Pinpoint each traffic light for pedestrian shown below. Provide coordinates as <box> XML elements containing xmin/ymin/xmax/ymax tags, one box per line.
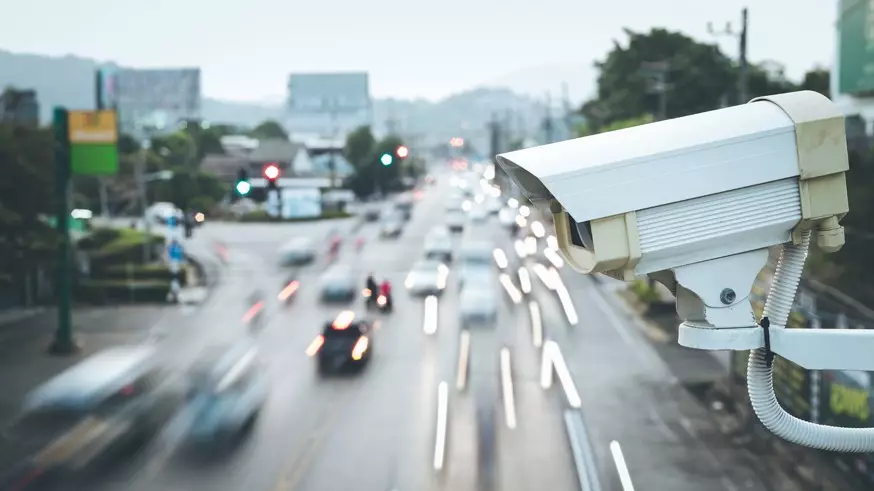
<box><xmin>380</xmin><ymin>153</ymin><xmax>393</xmax><ymax>166</ymax></box>
<box><xmin>396</xmin><ymin>145</ymin><xmax>409</xmax><ymax>159</ymax></box>
<box><xmin>235</xmin><ymin>168</ymin><xmax>251</xmax><ymax>196</ymax></box>
<box><xmin>264</xmin><ymin>163</ymin><xmax>280</xmax><ymax>190</ymax></box>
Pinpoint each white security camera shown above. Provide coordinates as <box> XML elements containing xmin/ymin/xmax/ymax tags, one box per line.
<box><xmin>497</xmin><ymin>90</ymin><xmax>874</xmax><ymax>453</ymax></box>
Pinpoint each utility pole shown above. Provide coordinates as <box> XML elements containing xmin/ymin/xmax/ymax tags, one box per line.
<box><xmin>49</xmin><ymin>107</ymin><xmax>76</xmax><ymax>354</ymax></box>
<box><xmin>95</xmin><ymin>69</ymin><xmax>110</xmax><ymax>217</ymax></box>
<box><xmin>708</xmin><ymin>7</ymin><xmax>749</xmax><ymax>105</ymax></box>
<box><xmin>542</xmin><ymin>92</ymin><xmax>555</xmax><ymax>144</ymax></box>
<box><xmin>328</xmin><ymin>97</ymin><xmax>338</xmax><ymax>191</ymax></box>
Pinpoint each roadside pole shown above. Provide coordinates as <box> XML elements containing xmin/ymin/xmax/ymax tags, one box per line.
<box><xmin>50</xmin><ymin>108</ymin><xmax>120</xmax><ymax>355</ymax></box>
<box><xmin>49</xmin><ymin>107</ymin><xmax>76</xmax><ymax>354</ymax></box>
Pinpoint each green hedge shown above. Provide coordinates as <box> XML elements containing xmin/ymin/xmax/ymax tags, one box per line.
<box><xmin>74</xmin><ymin>279</ymin><xmax>171</xmax><ymax>304</ymax></box>
<box><xmin>237</xmin><ymin>210</ymin><xmax>352</xmax><ymax>223</ymax></box>
<box><xmin>100</xmin><ymin>262</ymin><xmax>187</xmax><ymax>284</ymax></box>
<box><xmin>84</xmin><ymin>228</ymin><xmax>165</xmax><ymax>266</ymax></box>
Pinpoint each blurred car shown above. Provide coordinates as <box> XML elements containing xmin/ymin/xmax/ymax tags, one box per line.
<box><xmin>424</xmin><ymin>232</ymin><xmax>453</xmax><ymax>262</ymax></box>
<box><xmin>458</xmin><ymin>241</ymin><xmax>494</xmax><ymax>287</ymax></box>
<box><xmin>319</xmin><ymin>265</ymin><xmax>356</xmax><ymax>303</ymax></box>
<box><xmin>446</xmin><ymin>210</ymin><xmax>466</xmax><ymax>233</ymax></box>
<box><xmin>184</xmin><ymin>342</ymin><xmax>267</xmax><ymax>449</ymax></box>
<box><xmin>279</xmin><ymin>237</ymin><xmax>316</xmax><ymax>266</ymax></box>
<box><xmin>460</xmin><ymin>285</ymin><xmax>498</xmax><ymax>328</ymax></box>
<box><xmin>311</xmin><ymin>311</ymin><xmax>373</xmax><ymax>374</ymax></box>
<box><xmin>363</xmin><ymin>206</ymin><xmax>382</xmax><ymax>222</ymax></box>
<box><xmin>3</xmin><ymin>346</ymin><xmax>183</xmax><ymax>490</ymax></box>
<box><xmin>486</xmin><ymin>199</ymin><xmax>502</xmax><ymax>215</ymax></box>
<box><xmin>468</xmin><ymin>206</ymin><xmax>489</xmax><ymax>223</ymax></box>
<box><xmin>498</xmin><ymin>207</ymin><xmax>517</xmax><ymax>227</ymax></box>
<box><xmin>405</xmin><ymin>260</ymin><xmax>449</xmax><ymax>297</ymax></box>
<box><xmin>424</xmin><ymin>175</ymin><xmax>437</xmax><ymax>186</ymax></box>
<box><xmin>380</xmin><ymin>214</ymin><xmax>405</xmax><ymax>238</ymax></box>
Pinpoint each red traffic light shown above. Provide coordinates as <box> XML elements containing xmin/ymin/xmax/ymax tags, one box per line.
<box><xmin>263</xmin><ymin>163</ymin><xmax>280</xmax><ymax>180</ymax></box>
<box><xmin>396</xmin><ymin>145</ymin><xmax>409</xmax><ymax>159</ymax></box>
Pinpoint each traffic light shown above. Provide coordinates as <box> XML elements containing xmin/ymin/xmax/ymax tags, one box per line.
<box><xmin>235</xmin><ymin>168</ymin><xmax>251</xmax><ymax>196</ymax></box>
<box><xmin>264</xmin><ymin>163</ymin><xmax>280</xmax><ymax>190</ymax></box>
<box><xmin>380</xmin><ymin>153</ymin><xmax>393</xmax><ymax>166</ymax></box>
<box><xmin>396</xmin><ymin>145</ymin><xmax>409</xmax><ymax>159</ymax></box>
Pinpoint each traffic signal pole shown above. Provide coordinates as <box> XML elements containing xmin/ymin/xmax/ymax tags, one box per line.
<box><xmin>49</xmin><ymin>107</ymin><xmax>78</xmax><ymax>355</ymax></box>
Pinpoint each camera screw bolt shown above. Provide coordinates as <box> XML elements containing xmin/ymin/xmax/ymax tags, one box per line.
<box><xmin>720</xmin><ymin>288</ymin><xmax>736</xmax><ymax>305</ymax></box>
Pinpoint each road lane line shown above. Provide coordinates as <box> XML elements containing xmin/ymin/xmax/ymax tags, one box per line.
<box><xmin>500</xmin><ymin>348</ymin><xmax>517</xmax><ymax>429</ymax></box>
<box><xmin>423</xmin><ymin>295</ymin><xmax>439</xmax><ymax>335</ymax></box>
<box><xmin>545</xmin><ymin>341</ymin><xmax>582</xmax><ymax>408</ymax></box>
<box><xmin>609</xmin><ymin>441</ymin><xmax>635</xmax><ymax>491</ymax></box>
<box><xmin>540</xmin><ymin>342</ymin><xmax>554</xmax><ymax>389</ymax></box>
<box><xmin>434</xmin><ymin>381</ymin><xmax>449</xmax><ymax>471</ymax></box>
<box><xmin>456</xmin><ymin>330</ymin><xmax>470</xmax><ymax>391</ymax></box>
<box><xmin>564</xmin><ymin>410</ymin><xmax>604</xmax><ymax>491</ymax></box>
<box><xmin>528</xmin><ymin>301</ymin><xmax>543</xmax><ymax>348</ymax></box>
<box><xmin>499</xmin><ymin>273</ymin><xmax>522</xmax><ymax>304</ymax></box>
<box><xmin>518</xmin><ymin>266</ymin><xmax>532</xmax><ymax>294</ymax></box>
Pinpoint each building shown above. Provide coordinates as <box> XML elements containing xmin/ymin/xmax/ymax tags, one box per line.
<box><xmin>0</xmin><ymin>88</ymin><xmax>39</xmax><ymax>126</ymax></box>
<box><xmin>832</xmin><ymin>0</ymin><xmax>874</xmax><ymax>132</ymax></box>
<box><xmin>99</xmin><ymin>67</ymin><xmax>201</xmax><ymax>136</ymax></box>
<box><xmin>286</xmin><ymin>72</ymin><xmax>372</xmax><ymax>140</ymax></box>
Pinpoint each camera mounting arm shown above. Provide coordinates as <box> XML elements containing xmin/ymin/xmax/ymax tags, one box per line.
<box><xmin>669</xmin><ymin>248</ymin><xmax>874</xmax><ymax>372</ymax></box>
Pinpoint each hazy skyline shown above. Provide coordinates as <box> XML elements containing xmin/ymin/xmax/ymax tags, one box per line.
<box><xmin>1</xmin><ymin>1</ymin><xmax>835</xmax><ymax>103</ymax></box>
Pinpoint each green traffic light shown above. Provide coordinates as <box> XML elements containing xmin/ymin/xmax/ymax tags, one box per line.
<box><xmin>236</xmin><ymin>181</ymin><xmax>251</xmax><ymax>195</ymax></box>
<box><xmin>380</xmin><ymin>153</ymin><xmax>393</xmax><ymax>166</ymax></box>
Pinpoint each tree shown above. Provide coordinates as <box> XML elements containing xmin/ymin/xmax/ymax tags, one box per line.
<box><xmin>582</xmin><ymin>28</ymin><xmax>735</xmax><ymax>131</ymax></box>
<box><xmin>250</xmin><ymin>120</ymin><xmax>288</xmax><ymax>140</ymax></box>
<box><xmin>0</xmin><ymin>124</ymin><xmax>57</xmax><ymax>284</ymax></box>
<box><xmin>344</xmin><ymin>126</ymin><xmax>376</xmax><ymax>170</ymax></box>
<box><xmin>801</xmin><ymin>68</ymin><xmax>830</xmax><ymax>97</ymax></box>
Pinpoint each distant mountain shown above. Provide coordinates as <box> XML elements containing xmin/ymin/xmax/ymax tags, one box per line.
<box><xmin>0</xmin><ymin>49</ymin><xmax>553</xmax><ymax>149</ymax></box>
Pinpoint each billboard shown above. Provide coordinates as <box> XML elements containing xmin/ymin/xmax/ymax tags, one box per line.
<box><xmin>281</xmin><ymin>188</ymin><xmax>322</xmax><ymax>219</ymax></box>
<box><xmin>286</xmin><ymin>73</ymin><xmax>372</xmax><ymax>138</ymax></box>
<box><xmin>838</xmin><ymin>0</ymin><xmax>874</xmax><ymax>94</ymax></box>
<box><xmin>103</xmin><ymin>68</ymin><xmax>201</xmax><ymax>135</ymax></box>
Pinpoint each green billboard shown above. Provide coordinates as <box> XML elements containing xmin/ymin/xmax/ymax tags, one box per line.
<box><xmin>839</xmin><ymin>0</ymin><xmax>874</xmax><ymax>94</ymax></box>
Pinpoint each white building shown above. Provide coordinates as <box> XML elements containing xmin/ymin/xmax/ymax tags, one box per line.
<box><xmin>286</xmin><ymin>72</ymin><xmax>372</xmax><ymax>139</ymax></box>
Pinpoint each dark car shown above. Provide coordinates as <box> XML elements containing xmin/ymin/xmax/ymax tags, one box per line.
<box><xmin>310</xmin><ymin>311</ymin><xmax>373</xmax><ymax>374</ymax></box>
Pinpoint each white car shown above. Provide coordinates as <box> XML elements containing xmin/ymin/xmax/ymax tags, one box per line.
<box><xmin>460</xmin><ymin>285</ymin><xmax>498</xmax><ymax>328</ymax></box>
<box><xmin>498</xmin><ymin>207</ymin><xmax>517</xmax><ymax>227</ymax></box>
<box><xmin>424</xmin><ymin>233</ymin><xmax>453</xmax><ymax>262</ymax></box>
<box><xmin>446</xmin><ymin>210</ymin><xmax>466</xmax><ymax>233</ymax></box>
<box><xmin>468</xmin><ymin>207</ymin><xmax>489</xmax><ymax>223</ymax></box>
<box><xmin>457</xmin><ymin>241</ymin><xmax>493</xmax><ymax>287</ymax></box>
<box><xmin>279</xmin><ymin>237</ymin><xmax>316</xmax><ymax>266</ymax></box>
<box><xmin>405</xmin><ymin>260</ymin><xmax>449</xmax><ymax>297</ymax></box>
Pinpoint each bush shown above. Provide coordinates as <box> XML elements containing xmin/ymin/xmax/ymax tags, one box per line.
<box><xmin>74</xmin><ymin>279</ymin><xmax>171</xmax><ymax>305</ymax></box>
<box><xmin>77</xmin><ymin>228</ymin><xmax>121</xmax><ymax>250</ymax></box>
<box><xmin>237</xmin><ymin>210</ymin><xmax>352</xmax><ymax>223</ymax></box>
<box><xmin>87</xmin><ymin>228</ymin><xmax>165</xmax><ymax>266</ymax></box>
<box><xmin>630</xmin><ymin>279</ymin><xmax>661</xmax><ymax>304</ymax></box>
<box><xmin>100</xmin><ymin>262</ymin><xmax>187</xmax><ymax>284</ymax></box>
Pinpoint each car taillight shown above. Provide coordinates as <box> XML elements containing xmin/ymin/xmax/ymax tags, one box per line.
<box><xmin>351</xmin><ymin>336</ymin><xmax>369</xmax><ymax>360</ymax></box>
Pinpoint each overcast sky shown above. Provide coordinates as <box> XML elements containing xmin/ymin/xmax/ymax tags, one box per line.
<box><xmin>1</xmin><ymin>0</ymin><xmax>835</xmax><ymax>103</ymax></box>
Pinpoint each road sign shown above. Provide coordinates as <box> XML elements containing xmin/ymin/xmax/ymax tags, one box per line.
<box><xmin>67</xmin><ymin>110</ymin><xmax>119</xmax><ymax>176</ymax></box>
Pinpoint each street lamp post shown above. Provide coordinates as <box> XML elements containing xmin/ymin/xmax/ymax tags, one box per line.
<box><xmin>708</xmin><ymin>8</ymin><xmax>749</xmax><ymax>105</ymax></box>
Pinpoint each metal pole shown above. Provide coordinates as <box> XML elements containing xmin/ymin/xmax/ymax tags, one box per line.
<box><xmin>738</xmin><ymin>8</ymin><xmax>749</xmax><ymax>104</ymax></box>
<box><xmin>50</xmin><ymin>107</ymin><xmax>77</xmax><ymax>354</ymax></box>
<box><xmin>658</xmin><ymin>71</ymin><xmax>668</xmax><ymax>120</ymax></box>
<box><xmin>95</xmin><ymin>69</ymin><xmax>110</xmax><ymax>218</ymax></box>
<box><xmin>137</xmin><ymin>137</ymin><xmax>151</xmax><ymax>262</ymax></box>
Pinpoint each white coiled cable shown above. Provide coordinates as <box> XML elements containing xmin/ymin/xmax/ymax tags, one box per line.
<box><xmin>747</xmin><ymin>230</ymin><xmax>874</xmax><ymax>452</ymax></box>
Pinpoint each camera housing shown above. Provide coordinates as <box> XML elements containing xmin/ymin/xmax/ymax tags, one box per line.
<box><xmin>496</xmin><ymin>90</ymin><xmax>849</xmax><ymax>283</ymax></box>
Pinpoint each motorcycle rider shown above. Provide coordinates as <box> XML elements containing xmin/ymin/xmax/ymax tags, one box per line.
<box><xmin>379</xmin><ymin>279</ymin><xmax>393</xmax><ymax>310</ymax></box>
<box><xmin>365</xmin><ymin>273</ymin><xmax>379</xmax><ymax>307</ymax></box>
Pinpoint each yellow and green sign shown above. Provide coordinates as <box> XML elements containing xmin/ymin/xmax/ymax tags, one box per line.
<box><xmin>67</xmin><ymin>110</ymin><xmax>119</xmax><ymax>175</ymax></box>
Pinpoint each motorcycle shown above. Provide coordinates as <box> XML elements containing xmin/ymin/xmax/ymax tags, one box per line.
<box><xmin>363</xmin><ymin>288</ymin><xmax>392</xmax><ymax>313</ymax></box>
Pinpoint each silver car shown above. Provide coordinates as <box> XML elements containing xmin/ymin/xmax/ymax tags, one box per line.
<box><xmin>320</xmin><ymin>265</ymin><xmax>357</xmax><ymax>303</ymax></box>
<box><xmin>457</xmin><ymin>241</ymin><xmax>493</xmax><ymax>288</ymax></box>
<box><xmin>405</xmin><ymin>260</ymin><xmax>449</xmax><ymax>297</ymax></box>
<box><xmin>279</xmin><ymin>237</ymin><xmax>316</xmax><ymax>266</ymax></box>
<box><xmin>460</xmin><ymin>285</ymin><xmax>498</xmax><ymax>328</ymax></box>
<box><xmin>184</xmin><ymin>342</ymin><xmax>267</xmax><ymax>449</ymax></box>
